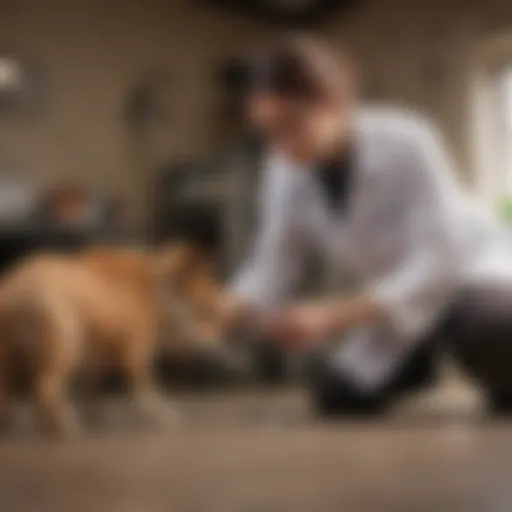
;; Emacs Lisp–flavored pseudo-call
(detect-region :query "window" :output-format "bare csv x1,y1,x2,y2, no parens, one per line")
470,35,512,219
501,68,512,192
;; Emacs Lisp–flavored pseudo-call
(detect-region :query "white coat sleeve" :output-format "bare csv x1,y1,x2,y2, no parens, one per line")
229,161,305,311
368,122,464,339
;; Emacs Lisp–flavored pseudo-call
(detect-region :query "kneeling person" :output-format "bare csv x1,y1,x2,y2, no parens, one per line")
221,35,512,416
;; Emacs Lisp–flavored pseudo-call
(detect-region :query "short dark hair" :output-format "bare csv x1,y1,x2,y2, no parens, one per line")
247,35,351,103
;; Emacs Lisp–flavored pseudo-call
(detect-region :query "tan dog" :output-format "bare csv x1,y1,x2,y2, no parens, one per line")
0,241,222,436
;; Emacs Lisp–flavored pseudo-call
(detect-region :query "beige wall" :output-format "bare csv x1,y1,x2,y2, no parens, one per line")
325,0,512,182
0,0,269,223
0,0,511,221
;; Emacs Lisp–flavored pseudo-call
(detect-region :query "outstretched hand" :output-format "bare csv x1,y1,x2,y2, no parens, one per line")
262,303,338,349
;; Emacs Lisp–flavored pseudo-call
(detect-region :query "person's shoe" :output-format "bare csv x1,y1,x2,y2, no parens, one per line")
488,390,512,416
304,351,386,418
389,345,439,396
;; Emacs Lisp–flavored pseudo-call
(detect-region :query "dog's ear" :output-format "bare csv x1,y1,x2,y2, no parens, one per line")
152,241,202,282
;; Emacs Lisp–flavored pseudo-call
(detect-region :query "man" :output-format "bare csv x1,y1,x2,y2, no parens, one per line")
222,35,512,416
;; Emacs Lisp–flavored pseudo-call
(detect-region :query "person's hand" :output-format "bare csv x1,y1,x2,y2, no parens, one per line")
263,302,339,349
218,294,251,331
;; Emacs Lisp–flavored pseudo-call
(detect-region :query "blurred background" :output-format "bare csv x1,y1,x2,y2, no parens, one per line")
2,0,512,381
1,1,512,511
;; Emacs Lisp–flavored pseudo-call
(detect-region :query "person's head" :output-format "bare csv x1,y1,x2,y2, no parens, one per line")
245,35,355,164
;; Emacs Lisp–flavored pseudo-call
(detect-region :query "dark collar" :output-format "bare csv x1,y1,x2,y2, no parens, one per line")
316,147,354,214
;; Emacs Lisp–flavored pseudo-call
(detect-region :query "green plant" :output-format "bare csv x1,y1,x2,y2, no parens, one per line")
497,195,512,223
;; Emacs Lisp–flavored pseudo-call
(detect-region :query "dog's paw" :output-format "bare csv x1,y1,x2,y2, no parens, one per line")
152,404,182,429
135,393,182,430
40,407,83,440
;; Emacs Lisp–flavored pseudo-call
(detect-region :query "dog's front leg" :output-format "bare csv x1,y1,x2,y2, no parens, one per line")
123,343,180,428
79,372,104,430
132,385,180,428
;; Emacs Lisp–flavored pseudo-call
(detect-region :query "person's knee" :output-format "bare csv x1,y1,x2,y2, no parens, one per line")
302,350,386,417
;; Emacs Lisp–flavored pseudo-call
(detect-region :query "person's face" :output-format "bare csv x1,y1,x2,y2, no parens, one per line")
247,91,345,164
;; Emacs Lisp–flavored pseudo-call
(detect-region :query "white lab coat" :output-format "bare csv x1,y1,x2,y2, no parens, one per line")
231,107,512,391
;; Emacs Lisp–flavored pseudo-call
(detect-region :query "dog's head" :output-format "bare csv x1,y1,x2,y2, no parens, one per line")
152,241,224,352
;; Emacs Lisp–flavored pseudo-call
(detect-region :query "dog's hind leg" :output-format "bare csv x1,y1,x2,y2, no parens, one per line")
33,299,81,438
35,371,73,437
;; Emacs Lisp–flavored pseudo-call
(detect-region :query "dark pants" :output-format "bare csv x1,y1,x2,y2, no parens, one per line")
306,292,512,416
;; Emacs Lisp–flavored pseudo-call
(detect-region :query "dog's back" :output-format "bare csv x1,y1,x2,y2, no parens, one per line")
0,250,157,351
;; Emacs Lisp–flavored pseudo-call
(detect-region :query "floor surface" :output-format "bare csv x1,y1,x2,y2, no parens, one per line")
1,372,510,512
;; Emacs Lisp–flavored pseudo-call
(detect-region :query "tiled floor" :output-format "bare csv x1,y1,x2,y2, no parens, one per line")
0,372,510,512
